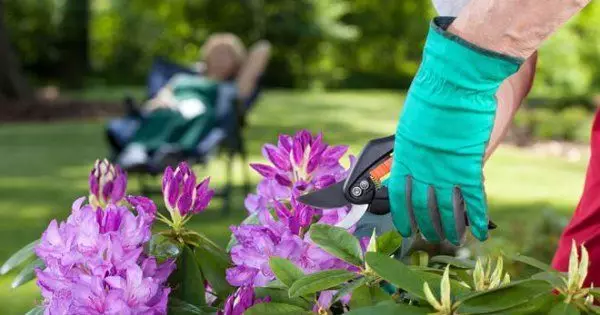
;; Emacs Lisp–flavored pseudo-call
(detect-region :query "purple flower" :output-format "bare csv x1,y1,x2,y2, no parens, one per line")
273,198,315,235
244,131,355,235
140,256,176,284
126,195,157,225
35,195,173,314
89,159,127,208
244,179,290,214
226,211,354,287
162,162,214,227
105,265,171,313
219,286,270,315
247,130,350,208
314,290,351,313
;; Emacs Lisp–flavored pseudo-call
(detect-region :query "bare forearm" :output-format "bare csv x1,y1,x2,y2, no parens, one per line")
484,52,537,161
237,40,271,100
449,0,590,59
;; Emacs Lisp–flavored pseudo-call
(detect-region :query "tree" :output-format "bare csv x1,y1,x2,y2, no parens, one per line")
59,0,89,88
0,0,31,101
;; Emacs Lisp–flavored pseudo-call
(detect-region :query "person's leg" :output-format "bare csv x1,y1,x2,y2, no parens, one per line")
117,109,185,167
165,110,217,154
552,109,600,287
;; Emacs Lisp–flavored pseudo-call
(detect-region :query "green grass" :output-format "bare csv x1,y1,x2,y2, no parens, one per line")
0,90,588,314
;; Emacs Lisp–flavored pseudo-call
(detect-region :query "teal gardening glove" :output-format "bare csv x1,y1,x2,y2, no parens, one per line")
388,18,523,245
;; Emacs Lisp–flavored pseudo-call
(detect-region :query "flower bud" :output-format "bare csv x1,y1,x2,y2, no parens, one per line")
89,159,127,208
162,162,214,219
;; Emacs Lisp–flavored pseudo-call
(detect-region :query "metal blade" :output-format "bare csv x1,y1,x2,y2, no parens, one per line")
336,204,369,230
297,181,349,209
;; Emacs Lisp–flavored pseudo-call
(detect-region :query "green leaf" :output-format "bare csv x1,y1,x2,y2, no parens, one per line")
454,269,473,286
12,258,44,288
265,279,289,290
269,257,305,288
255,287,312,309
350,285,374,309
0,239,39,275
509,253,553,271
168,298,218,315
194,242,233,299
365,252,440,300
184,231,230,263
376,231,402,256
549,302,581,315
244,302,308,315
486,293,560,315
411,251,429,267
587,304,600,315
430,255,476,269
413,269,472,297
346,300,430,315
226,213,259,251
332,277,368,303
457,279,553,314
24,306,45,315
350,284,391,309
288,269,357,298
589,287,600,298
532,271,567,288
147,234,181,262
309,224,363,266
169,246,206,307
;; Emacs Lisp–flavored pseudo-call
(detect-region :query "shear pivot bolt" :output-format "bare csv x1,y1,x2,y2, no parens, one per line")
359,180,370,190
351,187,362,197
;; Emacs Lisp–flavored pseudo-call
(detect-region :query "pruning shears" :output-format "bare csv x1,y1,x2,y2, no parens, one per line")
298,135,497,257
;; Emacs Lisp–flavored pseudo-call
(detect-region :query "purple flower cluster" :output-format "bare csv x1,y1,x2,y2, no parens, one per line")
35,161,174,314
89,159,127,208
226,212,354,287
218,286,270,315
35,199,174,314
245,130,351,213
162,162,214,229
226,131,360,288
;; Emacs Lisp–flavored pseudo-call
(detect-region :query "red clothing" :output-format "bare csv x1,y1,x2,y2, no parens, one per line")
552,109,600,286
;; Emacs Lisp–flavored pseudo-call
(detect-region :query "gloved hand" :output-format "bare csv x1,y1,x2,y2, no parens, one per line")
388,18,522,245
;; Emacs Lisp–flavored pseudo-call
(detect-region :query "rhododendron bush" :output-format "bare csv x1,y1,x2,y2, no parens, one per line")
2,130,600,315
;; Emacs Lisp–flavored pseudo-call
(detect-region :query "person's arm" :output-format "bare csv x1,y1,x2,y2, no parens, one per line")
145,77,179,111
236,40,271,101
388,0,591,246
431,0,539,162
449,0,590,59
485,52,538,161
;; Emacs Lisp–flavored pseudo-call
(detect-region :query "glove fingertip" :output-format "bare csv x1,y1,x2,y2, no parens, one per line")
392,213,413,238
447,237,461,247
461,186,490,242
471,227,489,242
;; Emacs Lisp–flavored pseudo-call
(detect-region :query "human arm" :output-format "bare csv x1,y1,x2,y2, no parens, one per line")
388,0,590,245
236,40,271,101
485,52,538,161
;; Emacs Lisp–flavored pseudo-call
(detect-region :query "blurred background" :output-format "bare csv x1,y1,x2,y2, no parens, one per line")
1,0,600,313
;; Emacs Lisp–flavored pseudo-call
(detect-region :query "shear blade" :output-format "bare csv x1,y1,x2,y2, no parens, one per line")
336,204,369,230
297,181,349,209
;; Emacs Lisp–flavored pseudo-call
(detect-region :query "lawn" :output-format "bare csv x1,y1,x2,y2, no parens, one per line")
0,90,588,314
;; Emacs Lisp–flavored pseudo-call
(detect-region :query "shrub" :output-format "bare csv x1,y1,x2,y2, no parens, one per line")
515,106,593,143
560,106,592,141
2,131,599,314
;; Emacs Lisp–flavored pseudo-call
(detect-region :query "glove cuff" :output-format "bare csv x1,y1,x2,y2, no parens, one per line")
419,17,523,95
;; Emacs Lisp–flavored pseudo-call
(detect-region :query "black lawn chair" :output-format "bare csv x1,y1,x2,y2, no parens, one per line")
105,57,261,214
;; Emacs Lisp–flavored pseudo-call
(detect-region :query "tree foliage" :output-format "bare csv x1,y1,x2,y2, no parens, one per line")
3,0,600,97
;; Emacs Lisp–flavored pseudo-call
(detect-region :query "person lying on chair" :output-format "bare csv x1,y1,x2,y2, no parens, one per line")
117,33,271,170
